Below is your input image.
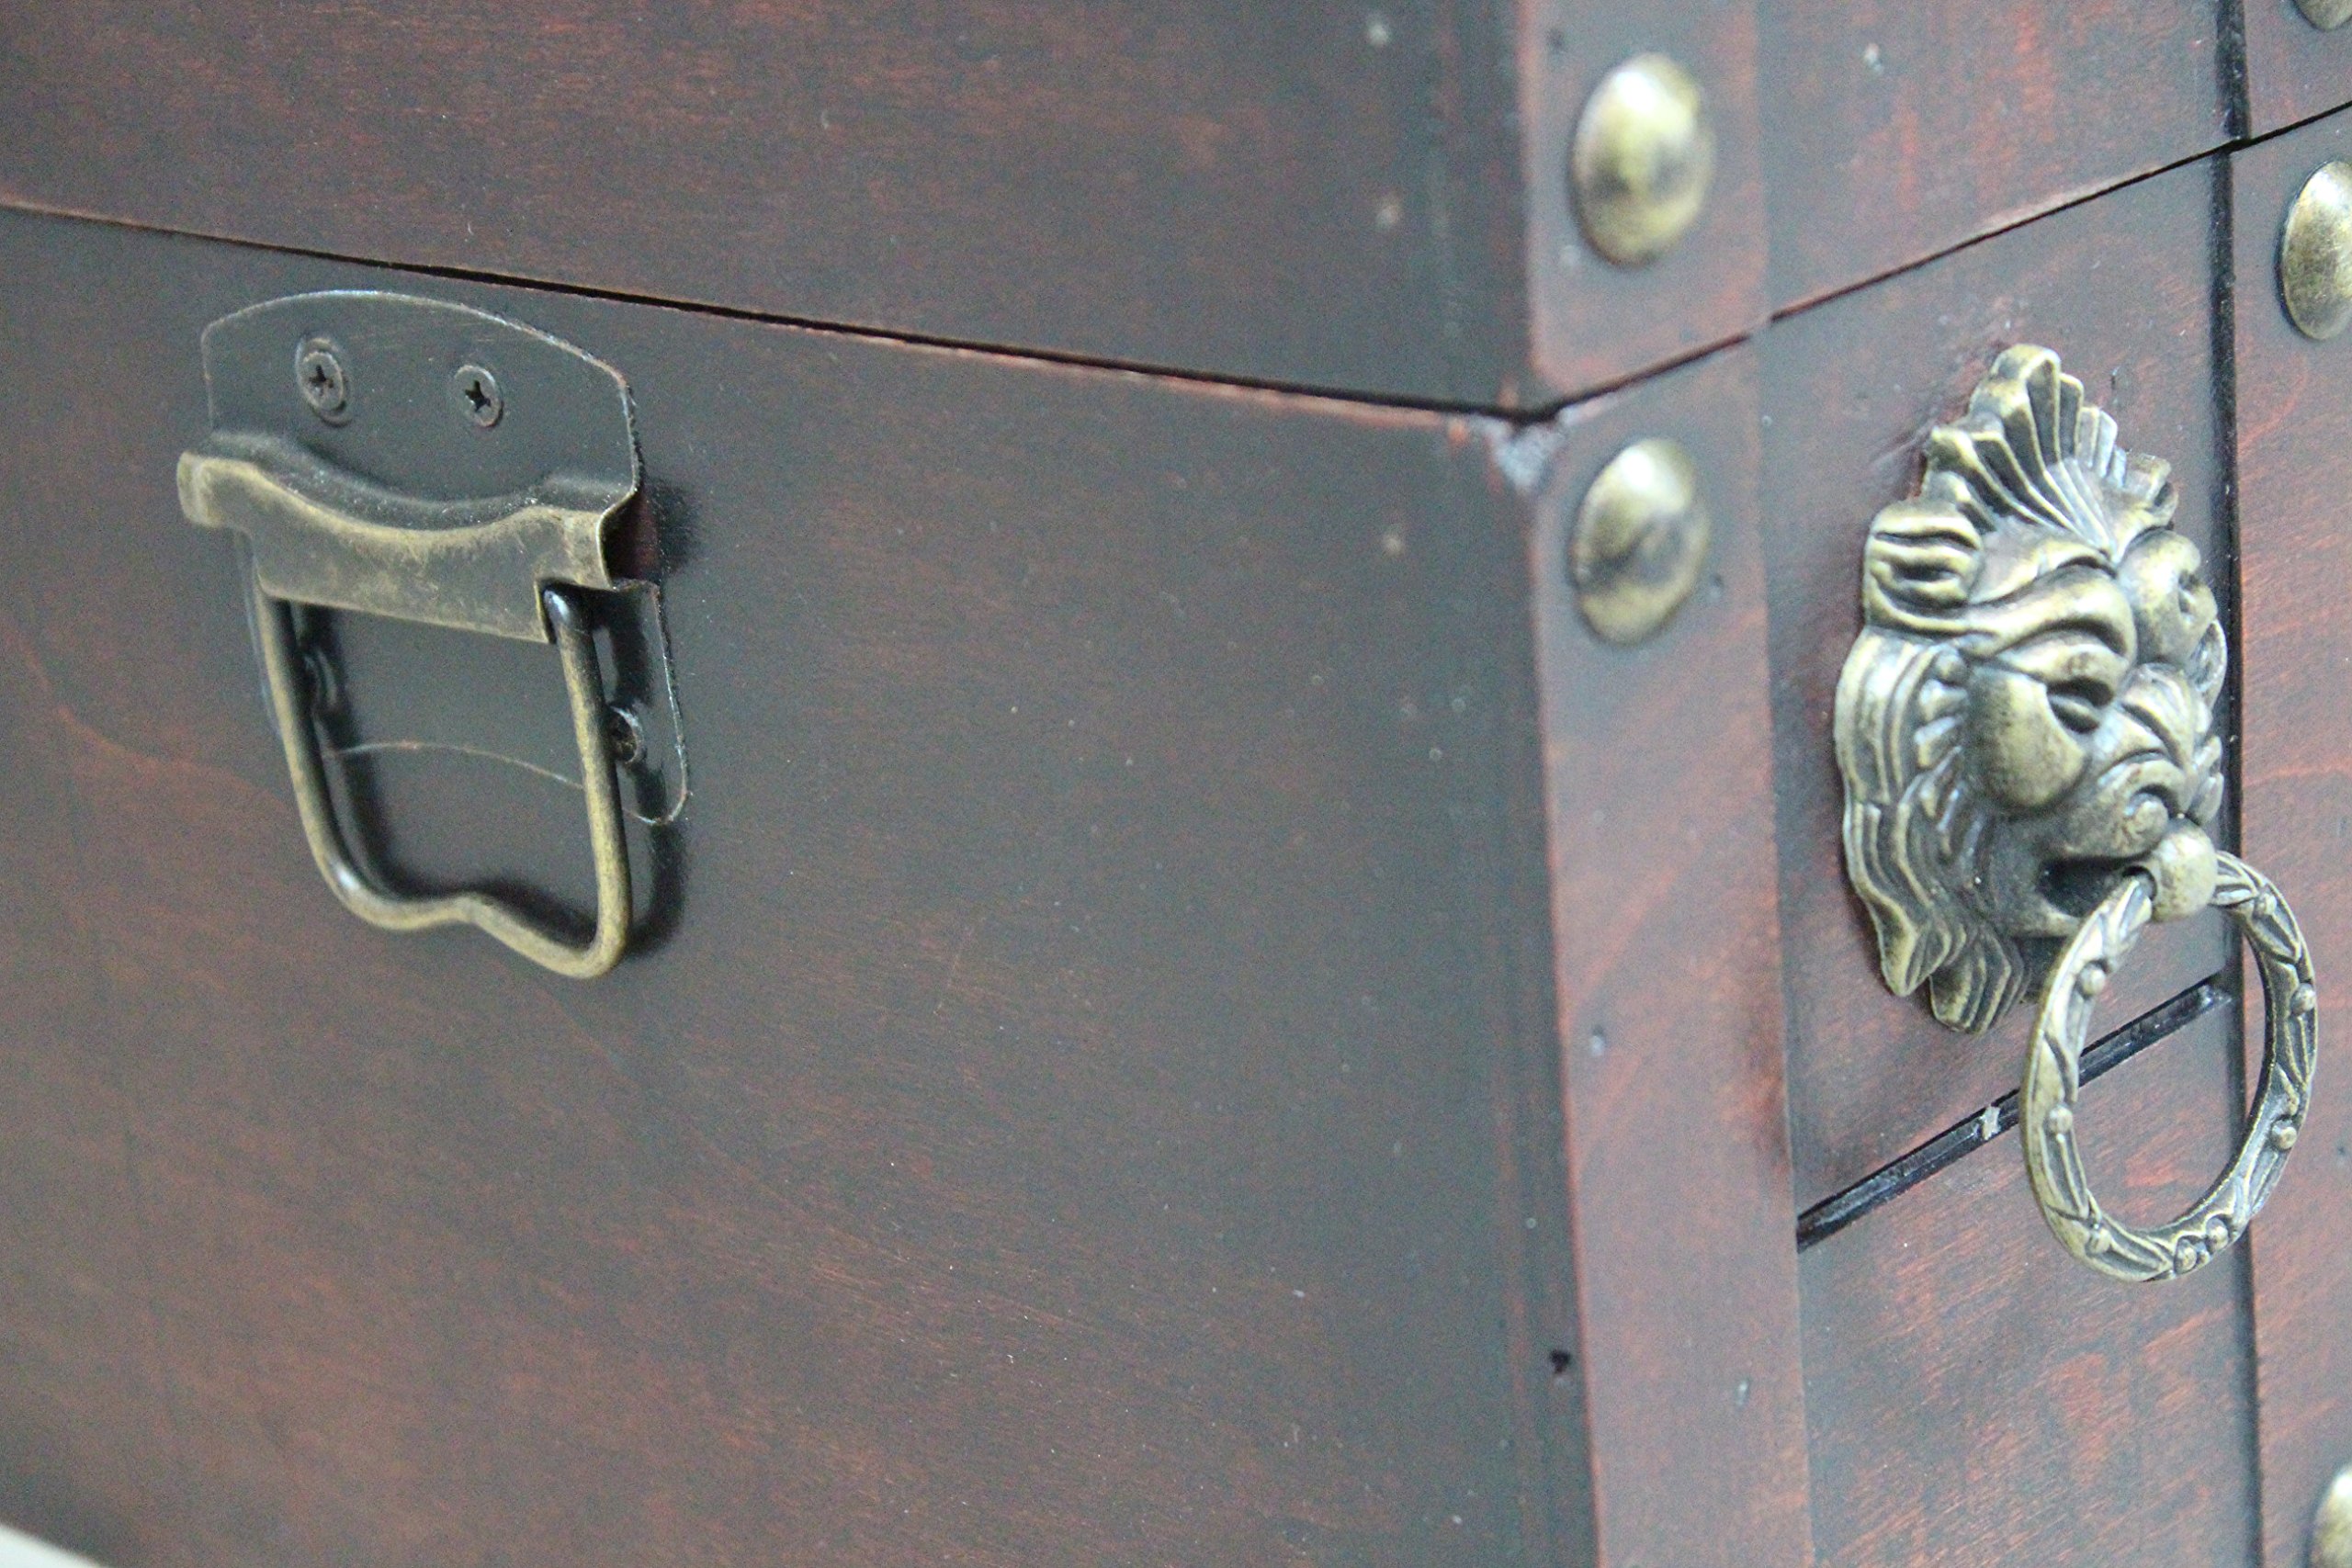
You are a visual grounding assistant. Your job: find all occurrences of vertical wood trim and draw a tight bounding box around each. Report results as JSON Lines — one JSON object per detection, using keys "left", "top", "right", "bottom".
{"left": 2233, "top": 107, "right": 2352, "bottom": 1568}
{"left": 1514, "top": 345, "right": 1814, "bottom": 1567}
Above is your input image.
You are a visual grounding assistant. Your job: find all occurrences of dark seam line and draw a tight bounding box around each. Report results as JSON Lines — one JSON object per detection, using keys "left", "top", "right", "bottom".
{"left": 0, "top": 192, "right": 1519, "bottom": 423}
{"left": 7, "top": 96, "right": 2350, "bottom": 427}
{"left": 1763, "top": 146, "right": 2228, "bottom": 325}
{"left": 2202, "top": 117, "right": 2269, "bottom": 1568}
{"left": 1529, "top": 95, "right": 2352, "bottom": 413}
{"left": 1794, "top": 978, "right": 2233, "bottom": 1252}
{"left": 12, "top": 96, "right": 2352, "bottom": 427}
{"left": 1759, "top": 91, "right": 2340, "bottom": 330}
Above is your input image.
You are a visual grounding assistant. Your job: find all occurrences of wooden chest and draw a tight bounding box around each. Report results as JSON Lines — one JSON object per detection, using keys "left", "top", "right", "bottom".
{"left": 1, "top": 6, "right": 2349, "bottom": 1566}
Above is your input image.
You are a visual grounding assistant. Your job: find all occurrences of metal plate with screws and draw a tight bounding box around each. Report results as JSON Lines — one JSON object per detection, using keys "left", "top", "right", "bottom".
{"left": 181, "top": 290, "right": 682, "bottom": 977}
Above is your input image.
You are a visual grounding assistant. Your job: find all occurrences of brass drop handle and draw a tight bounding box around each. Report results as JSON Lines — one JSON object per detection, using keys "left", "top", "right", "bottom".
{"left": 179, "top": 291, "right": 644, "bottom": 979}
{"left": 1834, "top": 344, "right": 2318, "bottom": 1280}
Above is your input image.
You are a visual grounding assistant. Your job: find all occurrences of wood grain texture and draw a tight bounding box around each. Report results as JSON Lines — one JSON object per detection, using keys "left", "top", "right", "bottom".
{"left": 1802, "top": 1006, "right": 2259, "bottom": 1568}
{"left": 0, "top": 208, "right": 1595, "bottom": 1566}
{"left": 1759, "top": 159, "right": 2234, "bottom": 1209}
{"left": 0, "top": 0, "right": 1766, "bottom": 411}
{"left": 1759, "top": 0, "right": 2233, "bottom": 311}
{"left": 2243, "top": 0, "right": 2352, "bottom": 137}
{"left": 1523, "top": 346, "right": 1814, "bottom": 1568}
{"left": 1512, "top": 0, "right": 1768, "bottom": 402}
{"left": 2232, "top": 104, "right": 2352, "bottom": 1568}
{"left": 0, "top": 471, "right": 184, "bottom": 1568}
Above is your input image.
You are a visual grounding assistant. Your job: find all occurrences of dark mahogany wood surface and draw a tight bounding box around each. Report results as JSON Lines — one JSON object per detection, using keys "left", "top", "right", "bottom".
{"left": 0, "top": 1, "right": 1508, "bottom": 405}
{"left": 2244, "top": 0, "right": 2352, "bottom": 136}
{"left": 1510, "top": 0, "right": 1767, "bottom": 404}
{"left": 1759, "top": 0, "right": 2233, "bottom": 311}
{"left": 1522, "top": 346, "right": 1814, "bottom": 1568}
{"left": 1758, "top": 160, "right": 2234, "bottom": 1210}
{"left": 15, "top": 3, "right": 2352, "bottom": 413}
{"left": 0, "top": 208, "right": 1599, "bottom": 1566}
{"left": 2233, "top": 104, "right": 2352, "bottom": 1568}
{"left": 0, "top": 0, "right": 1774, "bottom": 411}
{"left": 1802, "top": 1006, "right": 2259, "bottom": 1568}
{"left": 9, "top": 14, "right": 2352, "bottom": 1562}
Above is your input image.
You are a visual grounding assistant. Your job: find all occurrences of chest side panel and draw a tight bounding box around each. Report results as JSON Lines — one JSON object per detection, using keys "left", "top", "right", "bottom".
{"left": 0, "top": 208, "right": 1585, "bottom": 1567}
{"left": 1801, "top": 1007, "right": 2259, "bottom": 1568}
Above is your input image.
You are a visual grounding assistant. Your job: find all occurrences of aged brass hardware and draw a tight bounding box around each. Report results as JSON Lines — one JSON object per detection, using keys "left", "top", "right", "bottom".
{"left": 2316, "top": 1463, "right": 2352, "bottom": 1568}
{"left": 1570, "top": 436, "right": 1711, "bottom": 644}
{"left": 1570, "top": 54, "right": 1713, "bottom": 267}
{"left": 1834, "top": 345, "right": 2317, "bottom": 1279}
{"left": 2298, "top": 0, "right": 2352, "bottom": 29}
{"left": 2023, "top": 854, "right": 2313, "bottom": 1280}
{"left": 2281, "top": 161, "right": 2352, "bottom": 341}
{"left": 1837, "top": 345, "right": 2226, "bottom": 1032}
{"left": 296, "top": 337, "right": 351, "bottom": 422}
{"left": 179, "top": 291, "right": 649, "bottom": 978}
{"left": 452, "top": 363, "right": 504, "bottom": 428}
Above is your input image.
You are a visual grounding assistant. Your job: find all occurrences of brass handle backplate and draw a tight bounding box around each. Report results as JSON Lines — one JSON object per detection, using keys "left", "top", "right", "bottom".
{"left": 179, "top": 291, "right": 649, "bottom": 978}
{"left": 1833, "top": 344, "right": 2318, "bottom": 1280}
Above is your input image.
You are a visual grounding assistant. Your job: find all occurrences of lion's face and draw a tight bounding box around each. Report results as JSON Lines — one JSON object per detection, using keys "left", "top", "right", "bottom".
{"left": 1837, "top": 347, "right": 2224, "bottom": 1033}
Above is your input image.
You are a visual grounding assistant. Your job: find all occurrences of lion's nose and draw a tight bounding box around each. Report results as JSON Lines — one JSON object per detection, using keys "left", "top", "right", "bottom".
{"left": 2113, "top": 664, "right": 2214, "bottom": 815}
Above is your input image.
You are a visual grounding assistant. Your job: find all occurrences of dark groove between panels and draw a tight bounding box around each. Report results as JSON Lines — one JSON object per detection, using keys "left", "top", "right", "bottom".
{"left": 1795, "top": 979, "right": 2233, "bottom": 1251}
{"left": 7, "top": 95, "right": 2351, "bottom": 428}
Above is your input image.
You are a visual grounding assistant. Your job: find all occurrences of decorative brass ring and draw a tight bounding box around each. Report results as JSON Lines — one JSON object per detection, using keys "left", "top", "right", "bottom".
{"left": 1835, "top": 344, "right": 2321, "bottom": 1279}
{"left": 2023, "top": 852, "right": 2317, "bottom": 1282}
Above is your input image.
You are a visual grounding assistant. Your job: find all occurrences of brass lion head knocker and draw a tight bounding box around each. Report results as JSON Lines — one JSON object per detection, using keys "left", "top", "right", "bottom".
{"left": 1835, "top": 345, "right": 2316, "bottom": 1281}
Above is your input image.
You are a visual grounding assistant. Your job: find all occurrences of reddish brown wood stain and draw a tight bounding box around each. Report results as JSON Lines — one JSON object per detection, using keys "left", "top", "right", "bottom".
{"left": 1760, "top": 160, "right": 2233, "bottom": 1209}
{"left": 2235, "top": 105, "right": 2352, "bottom": 1568}
{"left": 1760, "top": 1, "right": 2232, "bottom": 311}
{"left": 1802, "top": 1009, "right": 2257, "bottom": 1568}
{"left": 0, "top": 1, "right": 1521, "bottom": 403}
{"left": 6, "top": 7, "right": 2352, "bottom": 1562}
{"left": 0, "top": 0, "right": 1774, "bottom": 411}
{"left": 1524, "top": 346, "right": 1814, "bottom": 1568}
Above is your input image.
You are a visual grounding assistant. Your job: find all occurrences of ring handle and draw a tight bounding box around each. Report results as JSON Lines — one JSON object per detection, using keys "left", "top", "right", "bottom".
{"left": 2023, "top": 852, "right": 2318, "bottom": 1282}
